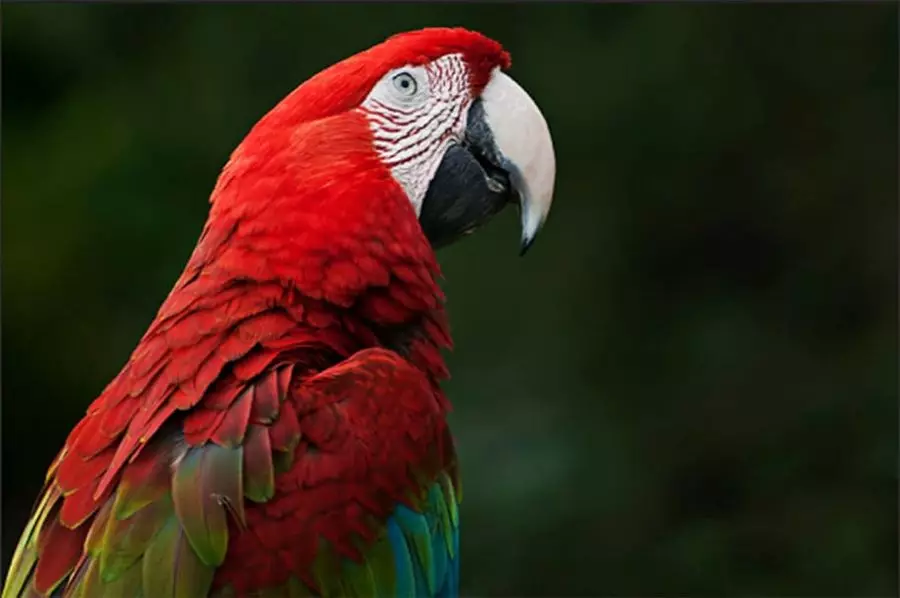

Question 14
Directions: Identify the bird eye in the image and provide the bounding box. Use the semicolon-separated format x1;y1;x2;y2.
392;72;418;96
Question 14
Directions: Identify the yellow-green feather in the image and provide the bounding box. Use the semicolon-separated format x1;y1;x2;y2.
142;517;215;598
171;444;244;567
312;539;348;598
286;576;317;598
66;557;102;598
99;495;172;582
341;553;377;598
2;484;61;598
362;526;399;598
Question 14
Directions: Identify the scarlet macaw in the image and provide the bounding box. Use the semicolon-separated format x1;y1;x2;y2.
4;27;556;598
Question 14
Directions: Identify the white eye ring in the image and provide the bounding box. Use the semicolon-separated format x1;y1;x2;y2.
392;72;418;97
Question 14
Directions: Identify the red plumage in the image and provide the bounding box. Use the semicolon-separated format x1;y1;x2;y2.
5;27;511;598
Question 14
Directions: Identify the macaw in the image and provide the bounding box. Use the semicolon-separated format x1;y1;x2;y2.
3;27;556;598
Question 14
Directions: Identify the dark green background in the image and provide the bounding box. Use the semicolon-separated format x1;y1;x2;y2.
2;3;897;595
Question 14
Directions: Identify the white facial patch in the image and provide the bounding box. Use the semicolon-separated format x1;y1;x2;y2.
359;53;472;215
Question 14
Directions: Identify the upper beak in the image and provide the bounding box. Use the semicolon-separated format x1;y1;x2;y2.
418;69;556;254
478;70;556;254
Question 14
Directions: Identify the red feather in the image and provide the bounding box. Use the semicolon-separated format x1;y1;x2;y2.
33;517;88;594
183;408;226;444
214;348;454;595
56;446;114;493
211;387;254;448
268;400;301;454
59;478;106;529
250;369;281;424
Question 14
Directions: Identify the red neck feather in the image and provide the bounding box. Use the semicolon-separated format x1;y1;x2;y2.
143;108;452;387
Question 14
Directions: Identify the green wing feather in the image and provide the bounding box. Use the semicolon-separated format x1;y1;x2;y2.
171;444;245;567
3;437;243;598
5;353;461;598
3;483;62;598
142;517;214;598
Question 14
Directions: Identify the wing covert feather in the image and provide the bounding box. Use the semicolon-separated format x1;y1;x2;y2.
4;347;459;598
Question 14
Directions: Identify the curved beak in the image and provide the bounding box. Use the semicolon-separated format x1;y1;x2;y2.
419;69;556;254
479;70;556;254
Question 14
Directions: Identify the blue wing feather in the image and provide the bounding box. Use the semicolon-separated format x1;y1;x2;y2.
334;473;460;597
387;517;416;598
382;475;461;598
393;504;436;594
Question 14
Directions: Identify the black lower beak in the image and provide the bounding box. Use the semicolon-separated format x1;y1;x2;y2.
419;100;516;250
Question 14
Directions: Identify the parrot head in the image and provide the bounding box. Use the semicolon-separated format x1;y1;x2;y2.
215;27;555;258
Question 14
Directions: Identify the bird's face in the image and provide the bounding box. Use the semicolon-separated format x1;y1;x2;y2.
220;28;555;255
358;47;556;253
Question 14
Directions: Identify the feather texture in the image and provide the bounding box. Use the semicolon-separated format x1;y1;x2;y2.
5;346;458;598
172;444;244;566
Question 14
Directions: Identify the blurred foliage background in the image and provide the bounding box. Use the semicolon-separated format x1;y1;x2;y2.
2;3;897;596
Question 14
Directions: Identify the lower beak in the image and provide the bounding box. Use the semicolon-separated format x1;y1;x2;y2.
419;70;556;254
